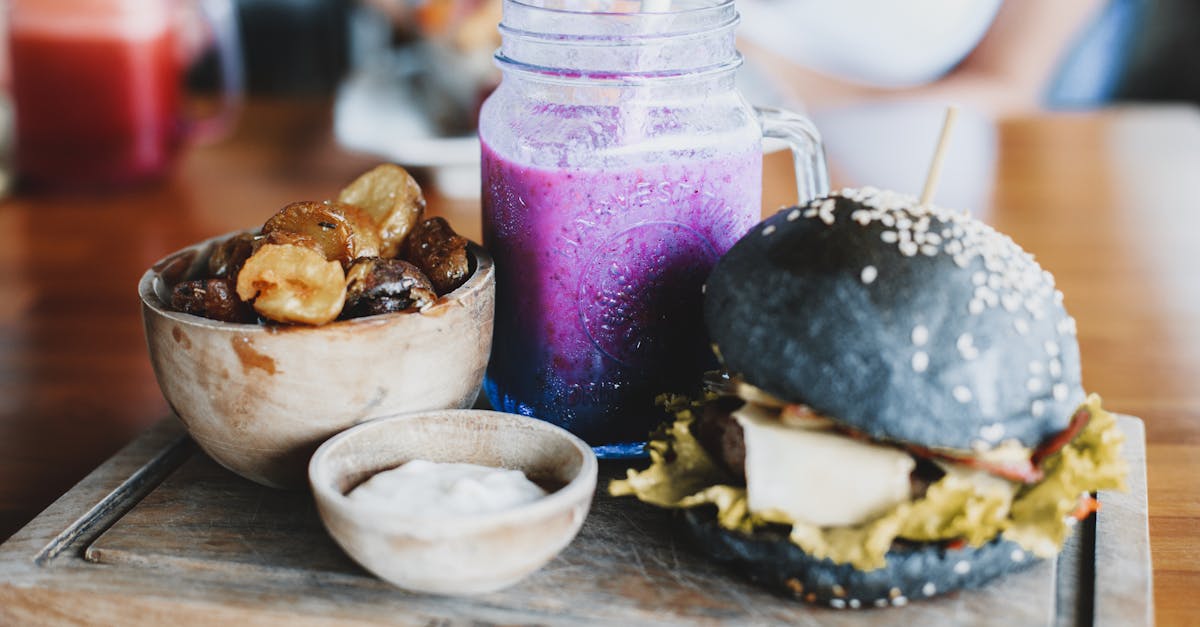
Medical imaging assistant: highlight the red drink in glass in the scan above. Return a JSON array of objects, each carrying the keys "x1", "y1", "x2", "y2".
[{"x1": 8, "y1": 3, "x2": 183, "y2": 188}]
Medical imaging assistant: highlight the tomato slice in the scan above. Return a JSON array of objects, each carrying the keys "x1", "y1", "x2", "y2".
[
  {"x1": 1071, "y1": 495, "x2": 1101, "y2": 520},
  {"x1": 1032, "y1": 408, "x2": 1092, "y2": 467}
]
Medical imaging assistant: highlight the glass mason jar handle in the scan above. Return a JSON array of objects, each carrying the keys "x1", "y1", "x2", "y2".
[{"x1": 756, "y1": 106, "x2": 830, "y2": 205}]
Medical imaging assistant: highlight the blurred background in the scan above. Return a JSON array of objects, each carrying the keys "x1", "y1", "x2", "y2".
[
  {"x1": 0, "y1": 0, "x2": 1195, "y2": 200},
  {"x1": 0, "y1": 0, "x2": 1198, "y2": 202}
]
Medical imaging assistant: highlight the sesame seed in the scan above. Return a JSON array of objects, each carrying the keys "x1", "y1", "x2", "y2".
[
  {"x1": 820, "y1": 212, "x2": 836, "y2": 225},
  {"x1": 953, "y1": 386, "x2": 973, "y2": 403},
  {"x1": 701, "y1": 284, "x2": 707, "y2": 294},
  {"x1": 893, "y1": 596, "x2": 909, "y2": 607},
  {"x1": 1053, "y1": 383, "x2": 1069, "y2": 401},
  {"x1": 874, "y1": 599, "x2": 889, "y2": 608},
  {"x1": 981, "y1": 423, "x2": 1005, "y2": 441},
  {"x1": 954, "y1": 561, "x2": 971, "y2": 575},
  {"x1": 1049, "y1": 359, "x2": 1063, "y2": 378},
  {"x1": 881, "y1": 231, "x2": 899, "y2": 244},
  {"x1": 1032, "y1": 400, "x2": 1046, "y2": 417},
  {"x1": 849, "y1": 599, "x2": 861, "y2": 609},
  {"x1": 912, "y1": 351, "x2": 929, "y2": 373},
  {"x1": 921, "y1": 244, "x2": 939, "y2": 256},
  {"x1": 1027, "y1": 378, "x2": 1043, "y2": 392},
  {"x1": 830, "y1": 599, "x2": 846, "y2": 609},
  {"x1": 889, "y1": 587, "x2": 901, "y2": 599},
  {"x1": 923, "y1": 582, "x2": 937, "y2": 596},
  {"x1": 787, "y1": 209, "x2": 801, "y2": 221},
  {"x1": 912, "y1": 325, "x2": 929, "y2": 346},
  {"x1": 861, "y1": 265, "x2": 878, "y2": 284},
  {"x1": 1011, "y1": 549, "x2": 1026, "y2": 562},
  {"x1": 762, "y1": 225, "x2": 776, "y2": 236},
  {"x1": 1044, "y1": 341, "x2": 1060, "y2": 357},
  {"x1": 803, "y1": 208, "x2": 817, "y2": 218},
  {"x1": 969, "y1": 299, "x2": 984, "y2": 315},
  {"x1": 1014, "y1": 319, "x2": 1030, "y2": 335},
  {"x1": 1029, "y1": 361, "x2": 1044, "y2": 374},
  {"x1": 832, "y1": 585, "x2": 846, "y2": 597},
  {"x1": 900, "y1": 241, "x2": 919, "y2": 256}
]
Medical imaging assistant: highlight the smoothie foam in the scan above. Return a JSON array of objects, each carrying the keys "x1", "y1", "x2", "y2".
[{"x1": 482, "y1": 140, "x2": 761, "y2": 446}]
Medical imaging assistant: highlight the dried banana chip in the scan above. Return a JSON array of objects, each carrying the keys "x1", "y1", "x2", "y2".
[
  {"x1": 337, "y1": 164, "x2": 426, "y2": 258},
  {"x1": 262, "y1": 200, "x2": 382, "y2": 268},
  {"x1": 236, "y1": 243, "x2": 347, "y2": 325}
]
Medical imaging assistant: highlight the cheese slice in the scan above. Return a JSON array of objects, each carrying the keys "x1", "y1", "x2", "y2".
[{"x1": 735, "y1": 406, "x2": 916, "y2": 527}]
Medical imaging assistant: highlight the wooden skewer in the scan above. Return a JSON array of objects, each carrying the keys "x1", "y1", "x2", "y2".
[{"x1": 920, "y1": 106, "x2": 959, "y2": 206}]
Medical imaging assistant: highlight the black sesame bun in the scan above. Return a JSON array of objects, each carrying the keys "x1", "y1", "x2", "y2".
[
  {"x1": 682, "y1": 508, "x2": 1036, "y2": 608},
  {"x1": 704, "y1": 188, "x2": 1084, "y2": 452}
]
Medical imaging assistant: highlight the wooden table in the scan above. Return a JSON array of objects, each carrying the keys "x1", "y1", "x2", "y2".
[{"x1": 0, "y1": 99, "x2": 1196, "y2": 624}]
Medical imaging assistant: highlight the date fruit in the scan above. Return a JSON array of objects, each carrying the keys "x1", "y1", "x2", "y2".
[
  {"x1": 343, "y1": 257, "x2": 438, "y2": 318},
  {"x1": 207, "y1": 232, "x2": 257, "y2": 279},
  {"x1": 403, "y1": 217, "x2": 470, "y2": 295},
  {"x1": 171, "y1": 278, "x2": 257, "y2": 323}
]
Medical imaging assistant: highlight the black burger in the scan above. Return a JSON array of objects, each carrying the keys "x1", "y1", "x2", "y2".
[{"x1": 611, "y1": 187, "x2": 1128, "y2": 608}]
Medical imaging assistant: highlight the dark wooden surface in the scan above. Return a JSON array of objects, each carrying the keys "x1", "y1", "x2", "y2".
[
  {"x1": 0, "y1": 99, "x2": 1197, "y2": 623},
  {"x1": 0, "y1": 415, "x2": 1149, "y2": 625}
]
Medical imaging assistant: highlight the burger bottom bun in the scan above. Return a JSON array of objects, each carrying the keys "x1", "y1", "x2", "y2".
[{"x1": 682, "y1": 507, "x2": 1039, "y2": 608}]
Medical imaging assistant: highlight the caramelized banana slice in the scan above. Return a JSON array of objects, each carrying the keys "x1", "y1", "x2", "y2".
[
  {"x1": 343, "y1": 257, "x2": 437, "y2": 318},
  {"x1": 207, "y1": 232, "x2": 257, "y2": 279},
  {"x1": 236, "y1": 244, "x2": 347, "y2": 325},
  {"x1": 338, "y1": 164, "x2": 426, "y2": 258},
  {"x1": 171, "y1": 278, "x2": 257, "y2": 323},
  {"x1": 261, "y1": 200, "x2": 382, "y2": 268},
  {"x1": 403, "y1": 217, "x2": 470, "y2": 295},
  {"x1": 258, "y1": 229, "x2": 321, "y2": 251}
]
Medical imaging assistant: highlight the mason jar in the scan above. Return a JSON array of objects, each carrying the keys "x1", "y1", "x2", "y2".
[{"x1": 480, "y1": 0, "x2": 828, "y2": 456}]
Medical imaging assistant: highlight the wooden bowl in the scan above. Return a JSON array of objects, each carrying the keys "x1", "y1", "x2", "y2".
[
  {"x1": 309, "y1": 409, "x2": 597, "y2": 595},
  {"x1": 138, "y1": 231, "x2": 495, "y2": 489}
]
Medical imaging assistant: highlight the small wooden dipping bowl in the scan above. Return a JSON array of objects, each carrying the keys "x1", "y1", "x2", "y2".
[
  {"x1": 138, "y1": 230, "x2": 495, "y2": 489},
  {"x1": 308, "y1": 409, "x2": 597, "y2": 595}
]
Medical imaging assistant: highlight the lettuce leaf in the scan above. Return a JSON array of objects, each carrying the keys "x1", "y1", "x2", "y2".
[{"x1": 609, "y1": 394, "x2": 1127, "y2": 571}]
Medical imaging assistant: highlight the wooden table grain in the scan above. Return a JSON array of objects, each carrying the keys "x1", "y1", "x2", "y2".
[{"x1": 0, "y1": 99, "x2": 1197, "y2": 624}]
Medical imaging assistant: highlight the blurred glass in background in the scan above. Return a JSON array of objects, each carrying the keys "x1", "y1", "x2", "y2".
[{"x1": 2, "y1": 0, "x2": 242, "y2": 192}]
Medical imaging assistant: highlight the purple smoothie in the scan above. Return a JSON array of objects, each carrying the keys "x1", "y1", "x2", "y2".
[{"x1": 482, "y1": 140, "x2": 762, "y2": 449}]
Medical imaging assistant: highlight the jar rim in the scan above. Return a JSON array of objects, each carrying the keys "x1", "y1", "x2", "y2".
[
  {"x1": 493, "y1": 52, "x2": 742, "y2": 85},
  {"x1": 504, "y1": 0, "x2": 734, "y2": 18}
]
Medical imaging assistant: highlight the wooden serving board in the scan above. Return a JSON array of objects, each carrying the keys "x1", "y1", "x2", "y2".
[{"x1": 0, "y1": 416, "x2": 1152, "y2": 626}]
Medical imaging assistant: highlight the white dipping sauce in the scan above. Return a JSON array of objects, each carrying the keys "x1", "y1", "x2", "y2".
[{"x1": 348, "y1": 460, "x2": 547, "y2": 516}]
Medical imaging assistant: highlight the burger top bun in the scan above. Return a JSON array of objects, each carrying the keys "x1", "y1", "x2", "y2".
[{"x1": 704, "y1": 187, "x2": 1085, "y2": 452}]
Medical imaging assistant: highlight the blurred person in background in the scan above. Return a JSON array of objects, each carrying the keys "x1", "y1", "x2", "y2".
[{"x1": 738, "y1": 0, "x2": 1200, "y2": 114}]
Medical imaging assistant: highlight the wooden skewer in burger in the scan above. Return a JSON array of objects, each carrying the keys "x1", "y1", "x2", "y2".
[{"x1": 611, "y1": 107, "x2": 1128, "y2": 608}]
